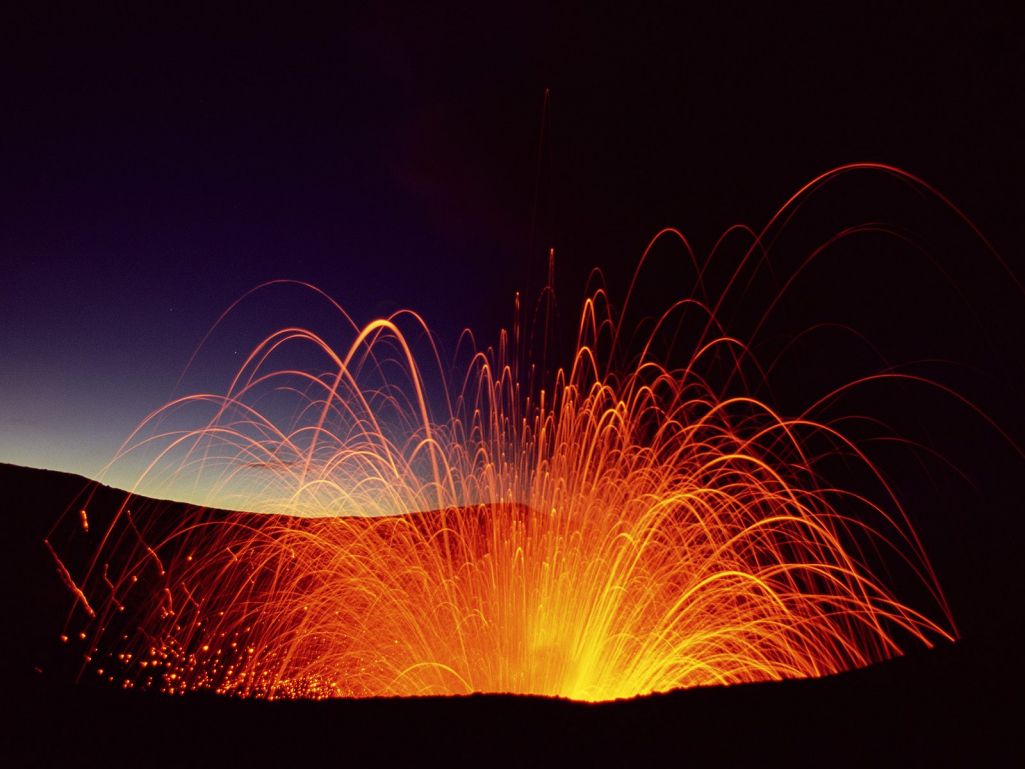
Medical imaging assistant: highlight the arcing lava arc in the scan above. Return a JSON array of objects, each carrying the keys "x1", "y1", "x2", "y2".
[{"x1": 48, "y1": 164, "x2": 971, "y2": 702}]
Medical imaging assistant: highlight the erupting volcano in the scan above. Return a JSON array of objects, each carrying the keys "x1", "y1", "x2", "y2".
[{"x1": 46, "y1": 166, "x2": 965, "y2": 703}]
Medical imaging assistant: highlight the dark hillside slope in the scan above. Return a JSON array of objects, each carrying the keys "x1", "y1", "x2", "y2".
[{"x1": 0, "y1": 463, "x2": 1019, "y2": 766}]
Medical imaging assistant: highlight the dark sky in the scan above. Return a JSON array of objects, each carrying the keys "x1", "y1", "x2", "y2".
[{"x1": 2, "y1": 1, "x2": 1023, "y2": 506}]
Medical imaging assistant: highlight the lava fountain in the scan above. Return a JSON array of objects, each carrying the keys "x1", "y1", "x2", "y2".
[{"x1": 49, "y1": 164, "x2": 973, "y2": 702}]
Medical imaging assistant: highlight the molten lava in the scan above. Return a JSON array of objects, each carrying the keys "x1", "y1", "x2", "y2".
[{"x1": 51, "y1": 164, "x2": 960, "y2": 702}]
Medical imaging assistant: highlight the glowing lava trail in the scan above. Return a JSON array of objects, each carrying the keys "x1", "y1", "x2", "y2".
[{"x1": 51, "y1": 164, "x2": 965, "y2": 702}]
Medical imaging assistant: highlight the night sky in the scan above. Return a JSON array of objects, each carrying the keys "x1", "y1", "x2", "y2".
[{"x1": 2, "y1": 3, "x2": 1023, "y2": 504}]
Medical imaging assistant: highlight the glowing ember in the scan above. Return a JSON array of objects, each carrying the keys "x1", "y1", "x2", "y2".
[{"x1": 51, "y1": 165, "x2": 960, "y2": 702}]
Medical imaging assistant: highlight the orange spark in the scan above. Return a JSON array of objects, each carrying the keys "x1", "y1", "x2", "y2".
[{"x1": 50, "y1": 165, "x2": 975, "y2": 702}]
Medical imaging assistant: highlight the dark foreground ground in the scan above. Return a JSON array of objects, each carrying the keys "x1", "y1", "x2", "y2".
[{"x1": 1, "y1": 463, "x2": 1021, "y2": 767}]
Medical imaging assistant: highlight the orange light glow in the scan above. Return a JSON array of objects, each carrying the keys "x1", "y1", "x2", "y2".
[{"x1": 53, "y1": 164, "x2": 964, "y2": 702}]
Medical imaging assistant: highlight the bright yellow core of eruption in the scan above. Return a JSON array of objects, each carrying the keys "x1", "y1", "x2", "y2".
[{"x1": 65, "y1": 232, "x2": 955, "y2": 702}]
